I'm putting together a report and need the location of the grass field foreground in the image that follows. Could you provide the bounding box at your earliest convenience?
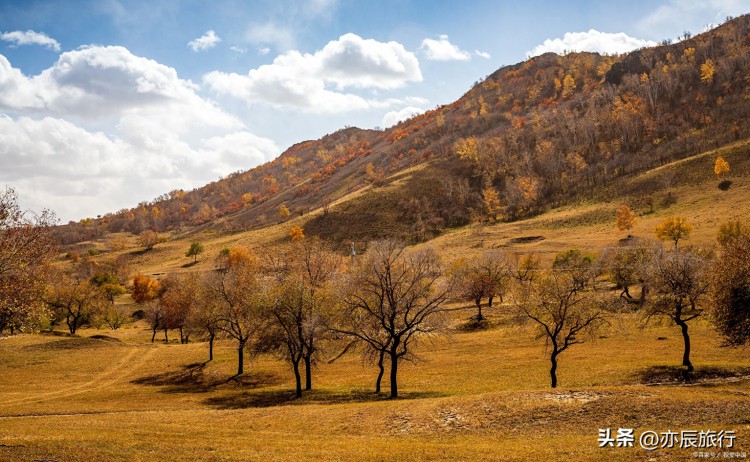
[1,308,749,461]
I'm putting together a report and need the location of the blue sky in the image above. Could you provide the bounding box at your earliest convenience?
[1,0,748,221]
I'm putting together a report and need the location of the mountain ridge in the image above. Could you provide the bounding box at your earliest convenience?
[54,14,750,246]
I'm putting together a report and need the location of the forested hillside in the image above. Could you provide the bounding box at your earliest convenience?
[54,15,750,245]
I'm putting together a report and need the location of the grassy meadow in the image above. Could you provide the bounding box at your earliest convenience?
[2,143,750,461]
[1,309,749,461]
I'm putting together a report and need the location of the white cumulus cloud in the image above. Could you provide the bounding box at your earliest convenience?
[0,30,61,51]
[0,47,279,221]
[381,106,425,128]
[188,30,222,52]
[475,50,491,59]
[420,35,471,61]
[204,33,422,113]
[526,30,658,58]
[0,45,240,131]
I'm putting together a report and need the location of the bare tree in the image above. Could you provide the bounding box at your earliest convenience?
[339,241,450,398]
[137,230,159,250]
[159,273,202,344]
[552,249,598,292]
[514,270,607,388]
[45,271,107,335]
[711,232,750,346]
[262,238,341,394]
[602,237,656,303]
[645,247,710,372]
[451,250,509,321]
[508,253,541,283]
[101,305,130,330]
[265,276,308,398]
[191,274,223,362]
[206,255,265,376]
[294,238,340,390]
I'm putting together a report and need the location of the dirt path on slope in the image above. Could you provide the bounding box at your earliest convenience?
[2,346,157,407]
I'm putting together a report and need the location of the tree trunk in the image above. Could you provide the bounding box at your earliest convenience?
[163,328,169,343]
[208,332,215,362]
[550,350,559,388]
[640,284,648,305]
[293,359,302,398]
[677,318,693,372]
[389,350,399,398]
[375,349,386,394]
[474,298,484,321]
[488,294,494,308]
[151,326,157,343]
[237,341,245,376]
[304,355,312,391]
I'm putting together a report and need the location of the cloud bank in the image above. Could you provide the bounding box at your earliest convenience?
[526,30,657,58]
[0,46,279,221]
[204,33,422,113]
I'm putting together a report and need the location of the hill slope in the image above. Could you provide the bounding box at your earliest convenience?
[55,14,750,248]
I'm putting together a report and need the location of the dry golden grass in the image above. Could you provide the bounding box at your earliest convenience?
[14,142,749,460]
[1,308,750,461]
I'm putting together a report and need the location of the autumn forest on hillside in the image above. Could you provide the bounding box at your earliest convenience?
[51,14,750,245]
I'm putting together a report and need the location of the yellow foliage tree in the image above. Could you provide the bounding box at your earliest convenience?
[217,246,256,271]
[655,216,693,247]
[436,110,445,129]
[561,74,576,99]
[241,192,253,206]
[365,163,381,184]
[481,187,503,222]
[278,204,291,220]
[478,96,489,116]
[700,59,715,85]
[518,176,540,204]
[281,156,299,169]
[131,274,161,304]
[683,47,695,63]
[615,204,638,232]
[289,226,305,242]
[455,137,478,162]
[714,156,730,179]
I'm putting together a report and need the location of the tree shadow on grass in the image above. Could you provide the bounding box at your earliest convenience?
[452,311,515,333]
[718,180,733,191]
[131,362,282,394]
[23,337,113,351]
[636,365,750,386]
[454,318,493,332]
[204,388,447,409]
